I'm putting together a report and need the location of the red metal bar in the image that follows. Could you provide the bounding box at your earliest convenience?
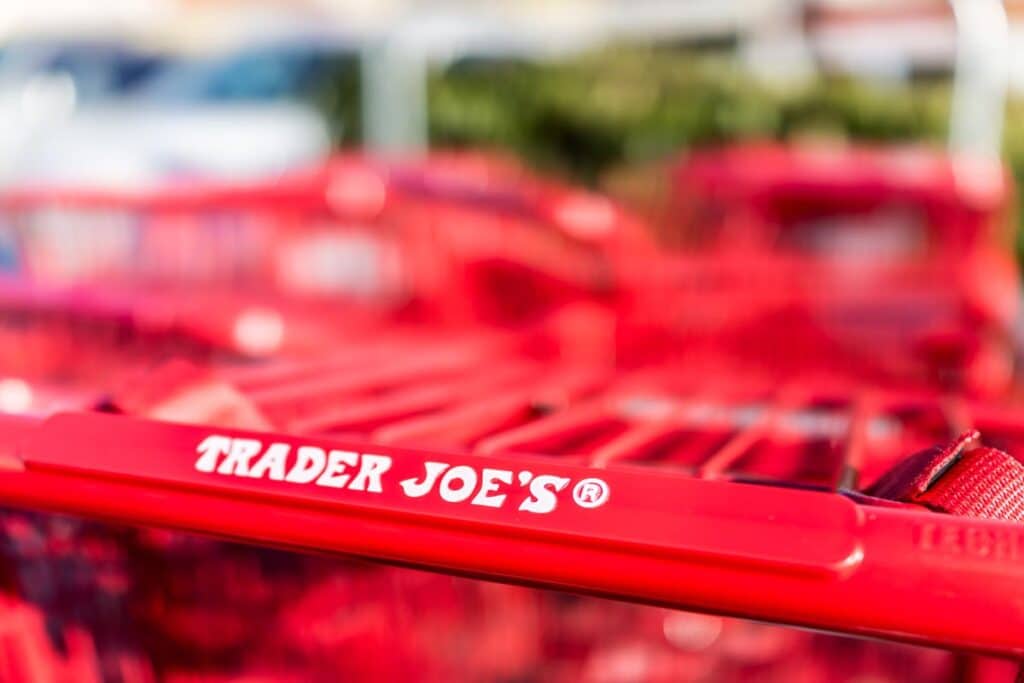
[0,412,1020,657]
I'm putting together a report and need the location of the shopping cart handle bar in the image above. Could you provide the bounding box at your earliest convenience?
[0,412,1020,656]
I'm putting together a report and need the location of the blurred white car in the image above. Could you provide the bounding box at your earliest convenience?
[1,40,356,189]
[0,40,167,185]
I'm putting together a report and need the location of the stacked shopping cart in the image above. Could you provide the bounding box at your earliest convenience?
[0,146,1019,681]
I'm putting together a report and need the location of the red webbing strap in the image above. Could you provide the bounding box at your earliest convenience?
[867,431,1024,676]
[865,430,1024,523]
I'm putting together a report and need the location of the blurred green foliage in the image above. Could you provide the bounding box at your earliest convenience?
[321,47,1024,248]
[425,49,953,182]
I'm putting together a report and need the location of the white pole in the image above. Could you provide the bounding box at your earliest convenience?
[948,0,1009,160]
[361,33,428,154]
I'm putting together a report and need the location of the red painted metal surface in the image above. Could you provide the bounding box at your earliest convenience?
[0,146,1019,681]
[623,143,1022,396]
[0,408,1020,657]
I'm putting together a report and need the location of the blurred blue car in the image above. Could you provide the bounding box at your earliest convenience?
[0,39,165,102]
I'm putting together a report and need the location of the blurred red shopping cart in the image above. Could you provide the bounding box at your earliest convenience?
[0,148,1019,682]
[617,142,1021,396]
[0,150,651,325]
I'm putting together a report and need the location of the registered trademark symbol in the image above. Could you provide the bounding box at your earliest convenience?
[572,478,609,508]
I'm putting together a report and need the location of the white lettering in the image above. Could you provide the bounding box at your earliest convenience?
[285,446,326,484]
[471,468,512,508]
[315,450,359,488]
[248,442,290,481]
[400,462,450,497]
[349,453,391,492]
[194,436,600,513]
[439,465,478,503]
[519,475,570,514]
[217,438,262,476]
[195,435,232,472]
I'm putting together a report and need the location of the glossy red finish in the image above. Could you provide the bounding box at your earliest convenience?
[0,411,1019,657]
[653,143,1021,395]
[0,146,1020,680]
[0,151,652,322]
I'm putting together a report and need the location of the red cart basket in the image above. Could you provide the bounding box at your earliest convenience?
[616,143,1021,396]
[0,149,1019,682]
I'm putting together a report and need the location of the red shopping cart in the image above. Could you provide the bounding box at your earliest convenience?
[0,147,1020,682]
[619,143,1021,396]
[0,150,650,324]
[0,149,653,397]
